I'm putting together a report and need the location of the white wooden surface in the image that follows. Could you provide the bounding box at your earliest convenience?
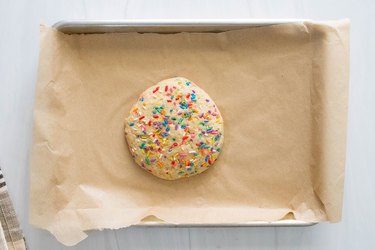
[0,0,374,249]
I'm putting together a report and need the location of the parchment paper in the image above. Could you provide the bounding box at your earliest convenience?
[30,20,350,246]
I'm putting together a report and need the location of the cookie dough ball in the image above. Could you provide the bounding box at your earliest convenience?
[124,77,224,180]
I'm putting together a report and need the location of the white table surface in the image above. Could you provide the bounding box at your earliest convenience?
[0,0,374,249]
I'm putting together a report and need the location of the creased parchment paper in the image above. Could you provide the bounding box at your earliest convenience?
[30,20,349,246]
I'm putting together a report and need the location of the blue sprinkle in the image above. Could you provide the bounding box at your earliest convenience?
[181,125,186,129]
[186,81,191,86]
[204,120,209,123]
[129,123,134,126]
[205,156,209,162]
[140,96,144,101]
[166,127,170,132]
[193,153,198,156]
[217,148,221,152]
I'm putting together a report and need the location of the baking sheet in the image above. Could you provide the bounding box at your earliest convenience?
[30,19,349,246]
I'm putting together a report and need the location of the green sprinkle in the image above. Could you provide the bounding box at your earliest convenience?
[198,143,206,149]
[145,157,150,165]
[178,118,184,124]
[178,171,185,175]
[171,117,177,121]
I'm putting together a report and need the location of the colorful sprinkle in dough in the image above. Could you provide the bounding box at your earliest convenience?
[124,77,224,180]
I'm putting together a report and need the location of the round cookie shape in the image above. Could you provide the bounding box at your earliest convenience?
[124,77,224,180]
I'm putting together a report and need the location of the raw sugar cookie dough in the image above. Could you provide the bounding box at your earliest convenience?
[124,77,224,180]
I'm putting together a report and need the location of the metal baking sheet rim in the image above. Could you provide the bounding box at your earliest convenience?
[53,19,309,34]
[52,19,316,227]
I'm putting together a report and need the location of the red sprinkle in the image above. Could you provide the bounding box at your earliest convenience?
[153,115,159,118]
[139,116,145,120]
[153,87,160,93]
[188,103,193,107]
[208,159,212,165]
[182,136,189,140]
[172,142,178,147]
[171,160,176,166]
[148,120,152,126]
[175,97,180,101]
[165,85,168,92]
[167,100,172,102]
